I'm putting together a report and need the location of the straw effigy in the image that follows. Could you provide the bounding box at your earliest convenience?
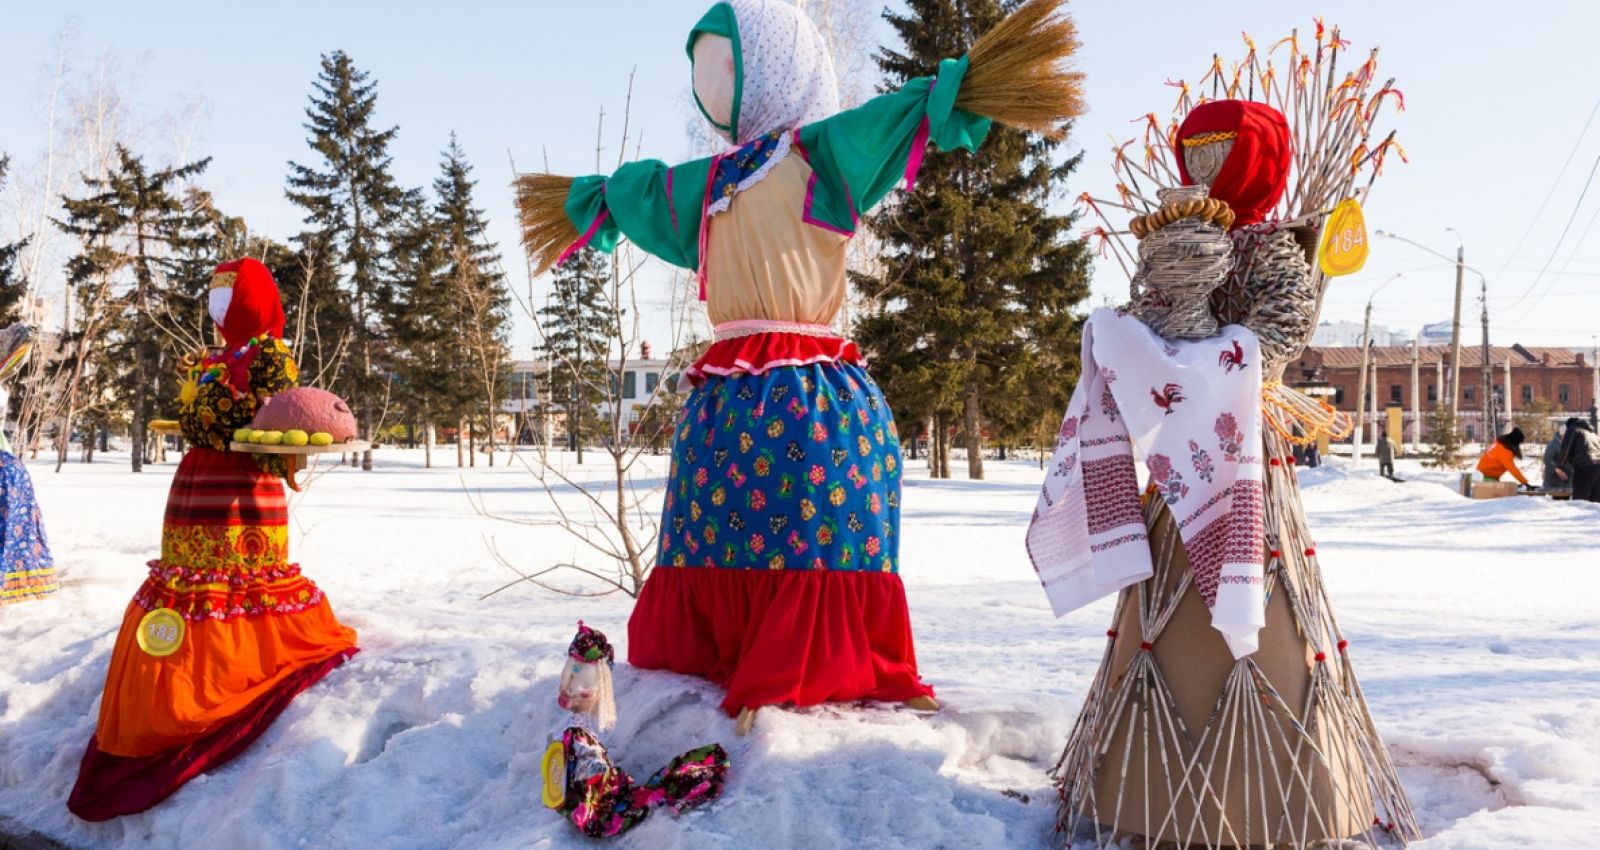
[1126,185,1235,341]
[1057,23,1416,850]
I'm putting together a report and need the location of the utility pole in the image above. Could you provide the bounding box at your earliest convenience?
[1411,337,1420,452]
[1480,278,1495,441]
[1353,301,1373,463]
[1371,355,1381,451]
[1503,357,1513,429]
[1448,245,1465,429]
[1591,336,1598,428]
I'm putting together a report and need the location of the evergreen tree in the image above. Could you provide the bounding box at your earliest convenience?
[383,195,455,465]
[1423,408,1463,469]
[537,247,610,463]
[286,51,410,469]
[0,156,28,322]
[56,145,210,472]
[854,0,1092,480]
[433,134,511,465]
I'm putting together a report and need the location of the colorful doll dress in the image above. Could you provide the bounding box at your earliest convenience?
[550,1,994,715]
[69,259,358,821]
[556,726,730,837]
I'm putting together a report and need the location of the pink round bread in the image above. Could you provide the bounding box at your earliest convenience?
[250,387,358,441]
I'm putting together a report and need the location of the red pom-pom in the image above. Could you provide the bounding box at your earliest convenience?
[1303,547,1317,557]
[1269,549,1282,559]
[1106,629,1119,639]
[1269,457,1281,466]
[1314,652,1327,662]
[1338,639,1350,652]
[1285,455,1297,465]
[1139,641,1154,652]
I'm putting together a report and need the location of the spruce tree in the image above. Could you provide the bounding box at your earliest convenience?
[537,247,610,463]
[0,156,28,322]
[854,0,1092,480]
[383,195,455,466]
[286,51,409,469]
[56,145,210,472]
[433,135,511,464]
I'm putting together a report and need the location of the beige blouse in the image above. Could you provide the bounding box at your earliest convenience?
[702,153,851,329]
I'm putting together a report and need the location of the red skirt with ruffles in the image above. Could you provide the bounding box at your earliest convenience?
[629,568,933,715]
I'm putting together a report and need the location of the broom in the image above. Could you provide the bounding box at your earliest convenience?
[513,172,579,276]
[956,0,1086,139]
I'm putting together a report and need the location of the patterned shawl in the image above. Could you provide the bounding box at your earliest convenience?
[1027,308,1267,658]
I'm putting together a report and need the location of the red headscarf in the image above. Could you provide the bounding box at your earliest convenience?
[1174,100,1292,229]
[212,257,285,348]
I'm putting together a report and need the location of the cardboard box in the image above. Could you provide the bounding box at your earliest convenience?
[1470,480,1519,500]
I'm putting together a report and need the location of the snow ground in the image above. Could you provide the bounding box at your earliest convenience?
[1,447,1597,849]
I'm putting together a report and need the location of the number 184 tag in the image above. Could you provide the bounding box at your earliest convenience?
[1318,198,1369,277]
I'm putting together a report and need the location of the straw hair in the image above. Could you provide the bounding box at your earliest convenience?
[513,172,579,276]
[956,0,1085,139]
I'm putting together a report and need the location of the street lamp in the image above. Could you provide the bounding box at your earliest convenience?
[1375,229,1491,443]
[1352,272,1407,463]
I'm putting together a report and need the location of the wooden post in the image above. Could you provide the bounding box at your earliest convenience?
[1410,338,1420,451]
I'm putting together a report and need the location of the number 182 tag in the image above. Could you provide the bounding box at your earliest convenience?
[137,607,186,658]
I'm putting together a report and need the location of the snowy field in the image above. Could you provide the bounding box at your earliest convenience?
[2,446,1598,849]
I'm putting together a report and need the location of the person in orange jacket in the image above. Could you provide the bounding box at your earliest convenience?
[1476,427,1530,488]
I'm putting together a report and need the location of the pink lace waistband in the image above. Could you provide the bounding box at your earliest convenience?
[713,320,838,342]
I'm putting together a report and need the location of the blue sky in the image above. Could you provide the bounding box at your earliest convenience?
[4,0,1599,356]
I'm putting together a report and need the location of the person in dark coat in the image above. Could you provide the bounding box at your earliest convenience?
[1543,423,1574,491]
[1375,428,1397,478]
[1555,418,1600,502]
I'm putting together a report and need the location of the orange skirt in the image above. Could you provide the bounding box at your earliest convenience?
[69,448,356,821]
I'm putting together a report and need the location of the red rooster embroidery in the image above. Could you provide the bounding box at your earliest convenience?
[1151,383,1186,415]
[1218,339,1247,374]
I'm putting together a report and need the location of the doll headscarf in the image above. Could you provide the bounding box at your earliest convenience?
[210,257,286,349]
[687,0,840,147]
[568,621,615,666]
[1174,100,1292,230]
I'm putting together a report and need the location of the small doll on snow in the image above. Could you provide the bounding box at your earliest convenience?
[541,622,729,838]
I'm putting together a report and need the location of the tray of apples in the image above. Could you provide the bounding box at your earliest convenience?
[228,387,370,455]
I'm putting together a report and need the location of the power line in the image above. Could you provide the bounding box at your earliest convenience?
[1493,95,1600,283]
[1503,99,1600,316]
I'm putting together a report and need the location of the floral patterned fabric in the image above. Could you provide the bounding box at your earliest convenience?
[0,450,55,605]
[657,361,902,572]
[558,727,729,838]
[177,338,297,478]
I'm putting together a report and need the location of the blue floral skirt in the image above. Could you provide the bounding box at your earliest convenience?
[655,362,902,572]
[0,450,55,604]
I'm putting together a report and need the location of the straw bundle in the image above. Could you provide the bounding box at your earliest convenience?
[956,0,1085,139]
[513,173,579,276]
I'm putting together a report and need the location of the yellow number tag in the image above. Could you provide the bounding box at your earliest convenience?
[136,608,186,658]
[1318,198,1369,276]
[540,740,567,809]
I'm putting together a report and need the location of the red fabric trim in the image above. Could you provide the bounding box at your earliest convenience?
[1174,100,1292,229]
[68,649,356,821]
[684,332,863,386]
[628,568,933,715]
[556,208,610,268]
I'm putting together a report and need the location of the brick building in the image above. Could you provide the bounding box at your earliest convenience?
[1289,344,1598,443]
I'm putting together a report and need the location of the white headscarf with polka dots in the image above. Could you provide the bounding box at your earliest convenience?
[724,0,839,146]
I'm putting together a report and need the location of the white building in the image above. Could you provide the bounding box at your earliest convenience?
[1418,320,1453,346]
[504,356,678,444]
[1311,320,1411,348]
